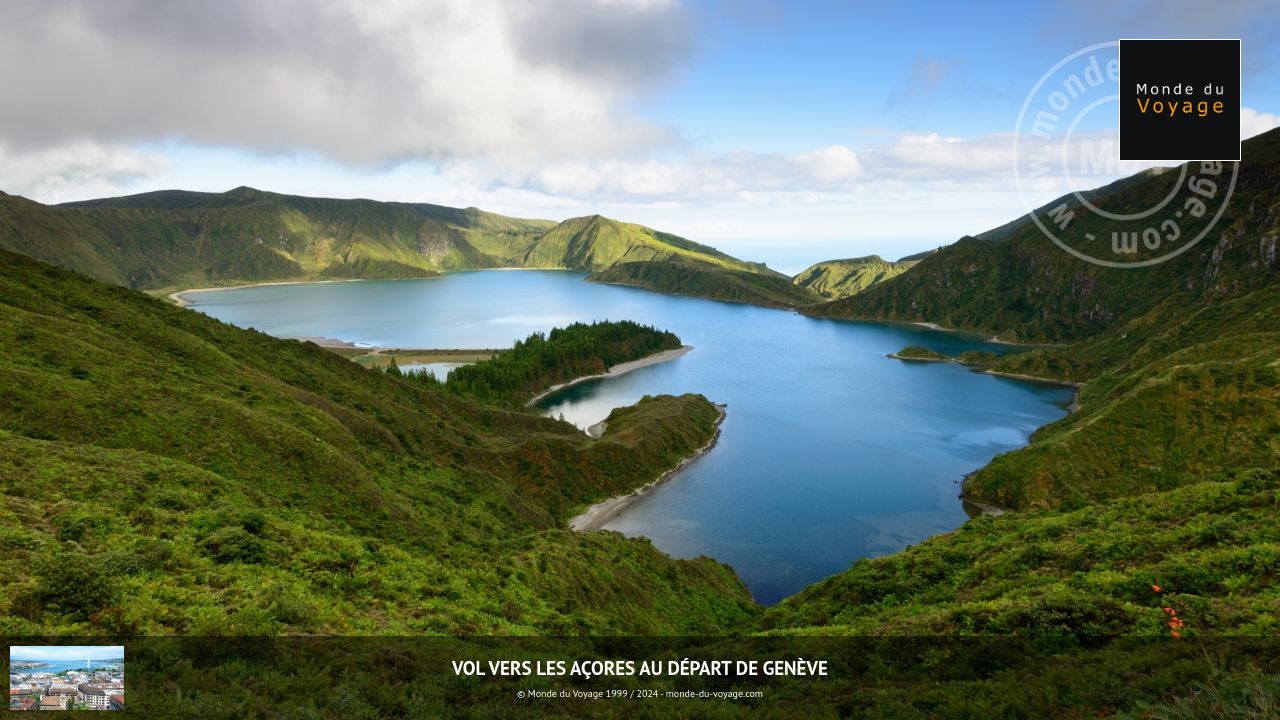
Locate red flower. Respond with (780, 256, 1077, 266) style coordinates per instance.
(1152, 584, 1162, 593)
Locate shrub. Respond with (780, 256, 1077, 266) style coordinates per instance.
(132, 538, 175, 571)
(35, 553, 118, 620)
(200, 526, 266, 564)
(54, 511, 112, 544)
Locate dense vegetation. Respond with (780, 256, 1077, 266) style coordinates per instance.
(0, 247, 755, 635)
(763, 467, 1280, 636)
(0, 187, 769, 291)
(792, 255, 917, 300)
(590, 260, 819, 308)
(964, 284, 1279, 510)
(419, 320, 681, 406)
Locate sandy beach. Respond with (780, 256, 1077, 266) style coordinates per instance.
(167, 275, 446, 308)
(526, 345, 694, 406)
(167, 279, 368, 308)
(569, 404, 726, 532)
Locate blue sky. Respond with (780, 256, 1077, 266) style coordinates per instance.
(10, 646, 124, 662)
(0, 0, 1277, 272)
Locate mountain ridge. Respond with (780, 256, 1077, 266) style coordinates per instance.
(792, 255, 918, 300)
(0, 187, 768, 292)
(802, 128, 1280, 343)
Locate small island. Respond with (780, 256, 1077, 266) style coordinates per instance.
(887, 345, 951, 362)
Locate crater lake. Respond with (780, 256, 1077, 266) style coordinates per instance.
(181, 271, 1073, 604)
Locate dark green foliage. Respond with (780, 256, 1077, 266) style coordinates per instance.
(35, 552, 118, 620)
(956, 350, 998, 368)
(440, 321, 681, 405)
(761, 466, 1280, 636)
(891, 345, 949, 361)
(966, 285, 1279, 510)
(200, 526, 267, 564)
(1118, 668, 1280, 720)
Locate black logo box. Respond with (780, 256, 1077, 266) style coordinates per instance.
(1120, 39, 1241, 161)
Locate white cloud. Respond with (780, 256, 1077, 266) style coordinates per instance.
(0, 142, 168, 204)
(0, 0, 689, 166)
(792, 146, 863, 183)
(1242, 107, 1280, 139)
(444, 144, 866, 202)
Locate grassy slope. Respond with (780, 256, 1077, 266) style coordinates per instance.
(0, 247, 755, 635)
(589, 260, 819, 308)
(761, 467, 1280, 636)
(967, 286, 1280, 510)
(792, 255, 917, 300)
(0, 188, 783, 295)
(519, 215, 764, 273)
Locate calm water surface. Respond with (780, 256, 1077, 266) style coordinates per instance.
(184, 272, 1072, 603)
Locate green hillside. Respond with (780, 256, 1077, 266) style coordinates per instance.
(964, 284, 1280, 510)
(0, 247, 755, 635)
(792, 255, 917, 300)
(589, 260, 819, 308)
(805, 129, 1280, 344)
(516, 214, 766, 273)
(0, 188, 775, 293)
(762, 467, 1280, 637)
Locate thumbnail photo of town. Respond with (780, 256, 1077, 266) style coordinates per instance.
(9, 646, 124, 711)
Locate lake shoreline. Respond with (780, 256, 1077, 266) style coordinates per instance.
(177, 270, 1076, 601)
(167, 275, 446, 308)
(169, 278, 369, 307)
(526, 345, 694, 406)
(886, 351, 949, 362)
(570, 404, 726, 532)
(983, 370, 1082, 412)
(908, 321, 1065, 347)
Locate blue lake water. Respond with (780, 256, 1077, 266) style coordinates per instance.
(10, 659, 121, 674)
(183, 271, 1072, 604)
